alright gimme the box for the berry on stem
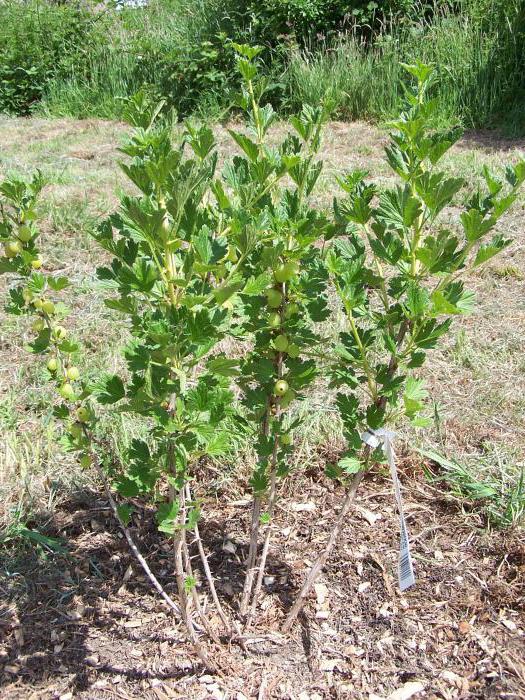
[76,407,90,423]
[273,379,289,396]
[3,240,22,258]
[53,326,67,341]
[274,334,289,352]
[41,300,55,315]
[274,262,299,283]
[66,366,80,381]
[266,289,283,309]
[17,225,32,243]
[268,311,281,329]
[59,383,76,401]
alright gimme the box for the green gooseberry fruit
[273,379,289,396]
[53,326,67,341]
[281,433,293,446]
[4,240,22,258]
[32,318,45,333]
[31,258,43,270]
[76,406,90,423]
[22,288,34,303]
[266,289,283,309]
[66,366,80,381]
[268,312,281,329]
[17,225,32,243]
[274,262,299,283]
[274,334,289,352]
[41,300,55,315]
[59,383,76,401]
[47,357,58,372]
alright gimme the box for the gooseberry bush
[224,46,332,625]
[283,62,525,628]
[2,49,524,663]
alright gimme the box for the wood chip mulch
[1,464,524,699]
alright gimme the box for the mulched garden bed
[1,462,524,699]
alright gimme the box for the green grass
[282,3,525,133]
[421,447,525,528]
[40,51,142,121]
[1,0,522,132]
[281,39,404,122]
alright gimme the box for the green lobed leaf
[460,209,494,242]
[207,356,240,377]
[95,375,126,404]
[473,234,511,267]
[156,501,180,534]
[117,503,134,526]
[403,377,428,417]
[405,282,430,318]
[47,276,69,292]
[228,131,259,163]
[337,455,363,475]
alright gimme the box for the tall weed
[282,1,524,132]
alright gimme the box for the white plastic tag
[362,429,415,591]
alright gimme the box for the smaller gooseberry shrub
[282,61,525,629]
[0,160,215,663]
[0,173,100,514]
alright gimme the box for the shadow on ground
[0,489,299,698]
[1,468,524,699]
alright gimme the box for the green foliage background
[0,0,523,132]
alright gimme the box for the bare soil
[1,460,524,699]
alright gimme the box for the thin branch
[244,437,279,629]
[240,396,271,616]
[185,483,232,635]
[282,468,366,632]
[91,460,182,617]
[173,487,216,671]
[181,521,221,645]
[240,495,262,616]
